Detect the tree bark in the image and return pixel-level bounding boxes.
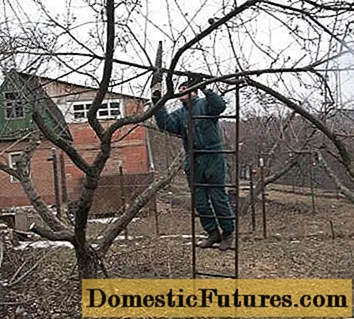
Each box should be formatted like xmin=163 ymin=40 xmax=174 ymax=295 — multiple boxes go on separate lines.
xmin=75 ymin=242 xmax=99 ymax=279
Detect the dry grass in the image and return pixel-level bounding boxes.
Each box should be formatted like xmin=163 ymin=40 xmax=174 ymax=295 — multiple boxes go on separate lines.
xmin=1 ymin=180 xmax=354 ymax=318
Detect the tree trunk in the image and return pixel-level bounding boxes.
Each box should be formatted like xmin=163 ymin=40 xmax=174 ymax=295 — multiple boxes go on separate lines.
xmin=75 ymin=242 xmax=99 ymax=279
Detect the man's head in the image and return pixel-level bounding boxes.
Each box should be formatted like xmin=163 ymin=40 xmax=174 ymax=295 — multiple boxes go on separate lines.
xmin=178 ymin=80 xmax=198 ymax=104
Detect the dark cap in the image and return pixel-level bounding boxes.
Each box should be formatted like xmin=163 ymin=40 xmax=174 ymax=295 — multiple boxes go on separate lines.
xmin=178 ymin=80 xmax=198 ymax=93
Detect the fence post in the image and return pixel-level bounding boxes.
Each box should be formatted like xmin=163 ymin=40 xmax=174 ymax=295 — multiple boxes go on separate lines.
xmin=310 ymin=153 xmax=317 ymax=214
xmin=59 ymin=152 xmax=68 ymax=205
xmin=259 ymin=157 xmax=267 ymax=239
xmin=289 ymin=152 xmax=296 ymax=193
xmin=119 ymin=161 xmax=128 ymax=240
xmin=48 ymin=148 xmax=61 ymax=220
xmin=249 ymin=165 xmax=256 ymax=232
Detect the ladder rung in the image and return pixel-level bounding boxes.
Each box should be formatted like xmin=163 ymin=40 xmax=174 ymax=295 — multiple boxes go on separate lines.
xmin=194 ymin=183 xmax=236 ymax=188
xmin=195 ymin=213 xmax=236 ymax=220
xmin=192 ymin=115 xmax=237 ymax=120
xmin=194 ymin=149 xmax=235 ymax=154
xmin=195 ymin=271 xmax=236 ymax=278
xmin=197 ymin=245 xmax=236 ymax=251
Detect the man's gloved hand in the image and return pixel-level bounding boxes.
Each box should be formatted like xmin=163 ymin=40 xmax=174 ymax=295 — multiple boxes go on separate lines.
xmin=190 ymin=75 xmax=206 ymax=92
xmin=151 ymin=90 xmax=161 ymax=104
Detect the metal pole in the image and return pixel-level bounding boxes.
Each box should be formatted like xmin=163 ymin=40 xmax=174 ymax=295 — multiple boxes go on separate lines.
xmin=51 ymin=148 xmax=61 ymax=220
xmin=289 ymin=153 xmax=295 ymax=193
xmin=119 ymin=161 xmax=128 ymax=240
xmin=234 ymin=81 xmax=240 ymax=279
xmin=187 ymin=92 xmax=197 ymax=279
xmin=259 ymin=157 xmax=267 ymax=239
xmin=154 ymin=195 xmax=159 ymax=236
xmin=249 ymin=165 xmax=256 ymax=232
xmin=164 ymin=123 xmax=171 ymax=237
xmin=59 ymin=152 xmax=68 ymax=205
xmin=310 ymin=154 xmax=316 ymax=214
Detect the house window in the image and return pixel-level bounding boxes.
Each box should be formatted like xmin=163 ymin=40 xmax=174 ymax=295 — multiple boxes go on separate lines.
xmin=4 ymin=92 xmax=24 ymax=119
xmin=72 ymin=100 xmax=123 ymax=120
xmin=9 ymin=152 xmax=22 ymax=183
xmin=73 ymin=103 xmax=90 ymax=119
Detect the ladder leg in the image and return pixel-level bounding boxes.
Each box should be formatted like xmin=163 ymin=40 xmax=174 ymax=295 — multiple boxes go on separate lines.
xmin=187 ymin=82 xmax=242 ymax=279
xmin=187 ymin=92 xmax=197 ymax=278
xmin=234 ymin=79 xmax=241 ymax=279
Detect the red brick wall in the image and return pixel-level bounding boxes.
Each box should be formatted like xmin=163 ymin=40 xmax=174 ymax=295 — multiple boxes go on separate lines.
xmin=0 ymin=99 xmax=150 ymax=207
xmin=63 ymin=122 xmax=149 ymax=200
xmin=0 ymin=140 xmax=57 ymax=207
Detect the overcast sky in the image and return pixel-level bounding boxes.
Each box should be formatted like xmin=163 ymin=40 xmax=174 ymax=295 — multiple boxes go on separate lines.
xmin=1 ymin=0 xmax=353 ymax=113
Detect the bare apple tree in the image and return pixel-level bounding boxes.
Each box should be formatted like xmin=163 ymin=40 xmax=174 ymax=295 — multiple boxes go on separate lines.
xmin=0 ymin=0 xmax=353 ymax=278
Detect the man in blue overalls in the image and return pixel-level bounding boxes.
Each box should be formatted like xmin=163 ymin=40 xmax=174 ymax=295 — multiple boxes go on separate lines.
xmin=154 ymin=80 xmax=235 ymax=251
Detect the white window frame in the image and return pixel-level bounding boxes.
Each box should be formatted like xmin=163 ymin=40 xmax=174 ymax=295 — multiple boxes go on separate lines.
xmin=72 ymin=102 xmax=90 ymax=120
xmin=8 ymin=152 xmax=23 ymax=183
xmin=3 ymin=91 xmax=25 ymax=120
xmin=70 ymin=99 xmax=123 ymax=121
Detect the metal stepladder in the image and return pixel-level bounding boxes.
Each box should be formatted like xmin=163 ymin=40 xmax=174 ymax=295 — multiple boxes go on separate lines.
xmin=187 ymin=80 xmax=241 ymax=279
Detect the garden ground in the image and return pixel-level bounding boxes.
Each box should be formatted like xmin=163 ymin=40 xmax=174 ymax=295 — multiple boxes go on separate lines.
xmin=1 ymin=178 xmax=354 ymax=318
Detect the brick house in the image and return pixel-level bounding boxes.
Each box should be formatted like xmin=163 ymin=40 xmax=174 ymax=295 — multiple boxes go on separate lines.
xmin=0 ymin=70 xmax=155 ymax=212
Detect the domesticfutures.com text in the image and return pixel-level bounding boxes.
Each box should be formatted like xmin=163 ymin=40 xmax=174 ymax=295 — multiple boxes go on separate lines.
xmin=86 ymin=288 xmax=348 ymax=309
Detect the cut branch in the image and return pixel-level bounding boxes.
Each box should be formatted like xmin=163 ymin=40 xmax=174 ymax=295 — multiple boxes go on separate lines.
xmin=30 ymin=223 xmax=74 ymax=242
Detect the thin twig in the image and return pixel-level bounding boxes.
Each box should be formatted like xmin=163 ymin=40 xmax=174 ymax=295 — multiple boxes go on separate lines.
xmin=9 ymin=260 xmax=27 ymax=285
xmin=8 ymin=252 xmax=53 ymax=287
xmin=329 ymin=220 xmax=335 ymax=240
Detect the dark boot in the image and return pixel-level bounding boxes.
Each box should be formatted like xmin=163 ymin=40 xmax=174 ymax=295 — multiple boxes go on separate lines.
xmin=198 ymin=230 xmax=221 ymax=248
xmin=219 ymin=233 xmax=233 ymax=251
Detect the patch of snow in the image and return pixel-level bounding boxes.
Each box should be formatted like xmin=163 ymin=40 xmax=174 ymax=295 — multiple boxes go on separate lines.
xmin=15 ymin=241 xmax=74 ymax=250
xmin=88 ymin=217 xmax=140 ymax=224
xmin=181 ymin=234 xmax=206 ymax=239
xmin=13 ymin=234 xmax=206 ymax=250
xmin=113 ymin=235 xmax=144 ymax=242
xmin=159 ymin=234 xmax=207 ymax=239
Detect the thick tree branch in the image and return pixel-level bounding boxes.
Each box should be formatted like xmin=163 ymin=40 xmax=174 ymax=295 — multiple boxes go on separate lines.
xmin=3 ymin=47 xmax=349 ymax=88
xmin=316 ymin=151 xmax=354 ymax=204
xmin=32 ymin=110 xmax=92 ymax=175
xmin=97 ymin=150 xmax=184 ymax=256
xmin=166 ymin=0 xmax=261 ymax=92
xmin=30 ymin=223 xmax=74 ymax=242
xmin=87 ymin=0 xmax=115 ymax=140
xmin=302 ymin=0 xmax=354 ymax=12
xmin=0 ymin=135 xmax=71 ymax=232
xmin=247 ymin=78 xmax=354 ymax=178
xmin=103 ymin=52 xmax=347 ymax=142
xmin=0 ymin=163 xmax=20 ymax=180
